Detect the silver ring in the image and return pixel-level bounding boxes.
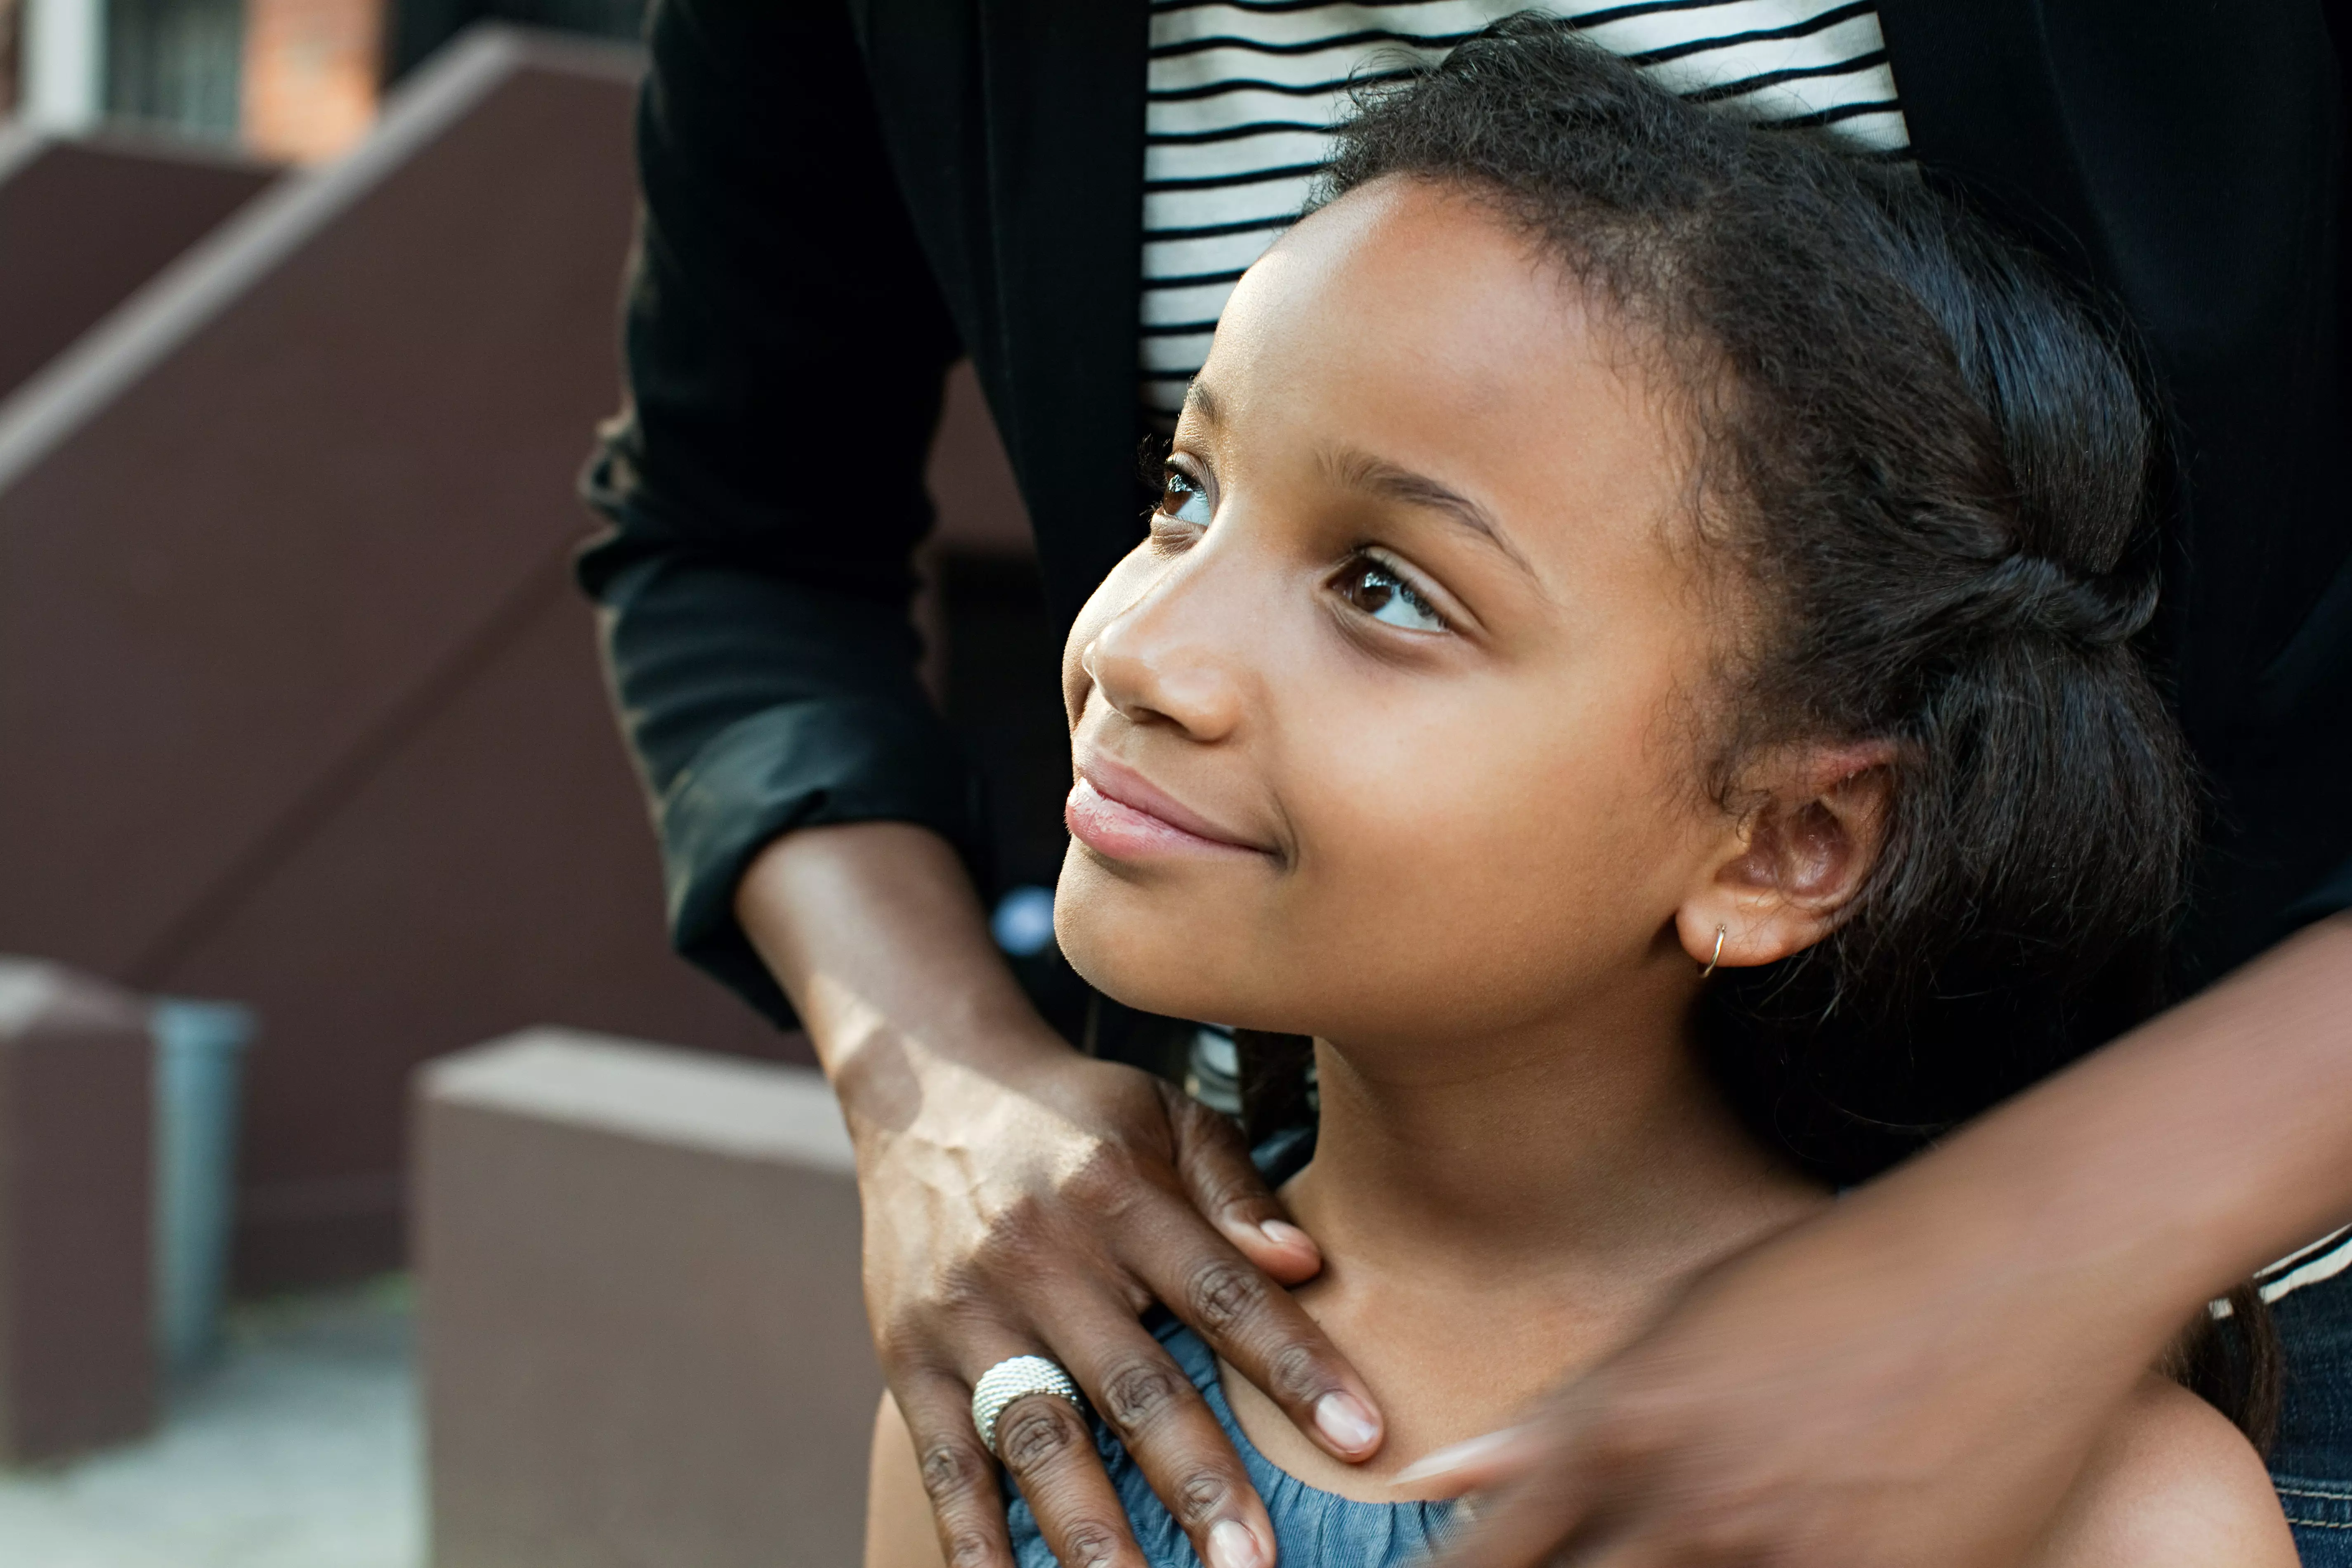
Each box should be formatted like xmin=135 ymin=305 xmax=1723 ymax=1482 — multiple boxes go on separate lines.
xmin=970 ymin=1355 xmax=1084 ymax=1457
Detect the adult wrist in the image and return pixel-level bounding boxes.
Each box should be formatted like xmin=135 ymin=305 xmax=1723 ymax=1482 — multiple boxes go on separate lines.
xmin=824 ymin=995 xmax=1082 ymax=1151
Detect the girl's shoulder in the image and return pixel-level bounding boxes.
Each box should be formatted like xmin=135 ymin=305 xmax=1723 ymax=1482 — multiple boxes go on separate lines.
xmin=2025 ymin=1375 xmax=2295 ymax=1568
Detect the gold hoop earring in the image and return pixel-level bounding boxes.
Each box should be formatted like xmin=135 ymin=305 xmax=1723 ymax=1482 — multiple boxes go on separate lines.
xmin=1700 ymin=925 xmax=1725 ymax=978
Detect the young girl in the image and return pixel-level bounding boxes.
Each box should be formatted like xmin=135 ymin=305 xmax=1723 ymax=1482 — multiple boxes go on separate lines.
xmin=867 ymin=22 xmax=2295 ymax=1568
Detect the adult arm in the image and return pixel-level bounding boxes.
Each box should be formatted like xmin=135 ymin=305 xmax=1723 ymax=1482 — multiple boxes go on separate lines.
xmin=1423 ymin=909 xmax=2352 ymax=1567
xmin=582 ymin=9 xmax=1379 ymax=1565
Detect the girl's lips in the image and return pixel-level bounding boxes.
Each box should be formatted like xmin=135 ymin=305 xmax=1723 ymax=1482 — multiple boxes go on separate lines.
xmin=1066 ymin=772 xmax=1267 ymax=862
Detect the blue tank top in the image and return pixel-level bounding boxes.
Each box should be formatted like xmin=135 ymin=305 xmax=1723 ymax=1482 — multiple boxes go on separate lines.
xmin=1004 ymin=1310 xmax=1457 ymax=1567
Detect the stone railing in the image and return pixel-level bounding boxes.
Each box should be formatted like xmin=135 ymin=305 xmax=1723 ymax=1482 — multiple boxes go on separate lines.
xmin=414 ymin=1028 xmax=878 ymax=1566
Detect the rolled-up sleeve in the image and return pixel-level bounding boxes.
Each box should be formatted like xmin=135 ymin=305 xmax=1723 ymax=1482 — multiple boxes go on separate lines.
xmin=578 ymin=0 xmax=973 ymax=1025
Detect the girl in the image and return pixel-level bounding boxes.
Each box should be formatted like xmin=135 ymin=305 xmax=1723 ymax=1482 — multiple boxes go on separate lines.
xmin=867 ymin=22 xmax=2295 ymax=1568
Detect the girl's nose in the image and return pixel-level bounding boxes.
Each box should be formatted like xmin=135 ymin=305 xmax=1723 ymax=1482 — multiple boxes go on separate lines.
xmin=1080 ymin=573 xmax=1247 ymax=744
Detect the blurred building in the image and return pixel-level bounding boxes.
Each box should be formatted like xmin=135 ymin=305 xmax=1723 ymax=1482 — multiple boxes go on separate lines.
xmin=0 ymin=5 xmax=1060 ymax=1305
xmin=9 ymin=0 xmax=640 ymax=158
xmin=0 ymin=2 xmax=21 ymax=118
xmin=0 ymin=15 xmax=1064 ymax=1552
xmin=387 ymin=0 xmax=636 ymax=77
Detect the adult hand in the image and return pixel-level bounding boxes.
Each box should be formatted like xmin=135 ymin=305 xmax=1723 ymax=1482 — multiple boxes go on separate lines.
xmin=740 ymin=822 xmax=1384 ymax=1568
xmin=1411 ymin=914 xmax=2352 ymax=1566
xmin=863 ymin=1046 xmax=1386 ymax=1568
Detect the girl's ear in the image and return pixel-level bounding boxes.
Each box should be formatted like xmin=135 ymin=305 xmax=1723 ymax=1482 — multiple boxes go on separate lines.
xmin=1675 ymin=742 xmax=1896 ymax=972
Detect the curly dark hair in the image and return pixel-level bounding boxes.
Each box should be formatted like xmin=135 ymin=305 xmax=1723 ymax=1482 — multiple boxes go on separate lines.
xmin=1311 ymin=18 xmax=2194 ymax=1182
xmin=1234 ymin=17 xmax=2278 ymax=1445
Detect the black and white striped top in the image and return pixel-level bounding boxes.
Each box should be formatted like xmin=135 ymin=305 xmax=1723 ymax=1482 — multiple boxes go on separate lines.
xmin=1142 ymin=0 xmax=1909 ymax=423
xmin=2259 ymin=1226 xmax=2352 ymax=1305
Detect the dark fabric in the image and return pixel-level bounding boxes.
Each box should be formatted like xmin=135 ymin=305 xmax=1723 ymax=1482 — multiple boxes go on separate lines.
xmin=581 ymin=0 xmax=2352 ymax=1020
xmin=2274 ymin=1273 xmax=2352 ymax=1560
xmin=1004 ymin=1313 xmax=1455 ymax=1568
xmin=577 ymin=0 xmax=973 ymax=1022
xmin=1876 ymin=0 xmax=2352 ymax=982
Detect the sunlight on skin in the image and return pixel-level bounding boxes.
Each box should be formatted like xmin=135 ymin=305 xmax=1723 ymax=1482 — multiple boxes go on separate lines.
xmin=799 ymin=967 xmax=1109 ymax=1193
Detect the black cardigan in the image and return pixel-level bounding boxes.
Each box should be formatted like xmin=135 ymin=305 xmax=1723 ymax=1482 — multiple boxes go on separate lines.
xmin=579 ymin=0 xmax=2352 ymax=1026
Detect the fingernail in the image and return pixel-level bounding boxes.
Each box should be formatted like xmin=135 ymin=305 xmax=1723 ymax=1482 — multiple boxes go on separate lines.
xmin=1259 ymin=1219 xmax=1314 ymax=1252
xmin=1207 ymin=1519 xmax=1266 ymax=1568
xmin=1392 ymin=1426 xmax=1525 ymax=1485
xmin=1314 ymin=1390 xmax=1380 ymax=1453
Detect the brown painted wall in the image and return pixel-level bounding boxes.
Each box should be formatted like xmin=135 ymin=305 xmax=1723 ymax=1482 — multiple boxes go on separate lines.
xmin=0 ymin=137 xmax=274 ymax=403
xmin=0 ymin=43 xmax=803 ymax=1291
xmin=0 ymin=31 xmax=1044 ymax=1292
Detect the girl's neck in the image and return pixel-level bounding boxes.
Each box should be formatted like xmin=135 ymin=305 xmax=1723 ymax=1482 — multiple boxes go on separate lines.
xmin=1223 ymin=963 xmax=1827 ymax=1495
xmin=1290 ymin=971 xmax=1821 ymax=1285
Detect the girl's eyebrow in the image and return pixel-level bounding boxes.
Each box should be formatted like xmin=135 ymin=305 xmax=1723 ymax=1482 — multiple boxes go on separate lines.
xmin=1319 ymin=444 xmax=1536 ymax=578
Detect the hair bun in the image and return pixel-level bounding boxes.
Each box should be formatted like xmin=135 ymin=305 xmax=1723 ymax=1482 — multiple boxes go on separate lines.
xmin=1963 ymin=553 xmax=2159 ymax=650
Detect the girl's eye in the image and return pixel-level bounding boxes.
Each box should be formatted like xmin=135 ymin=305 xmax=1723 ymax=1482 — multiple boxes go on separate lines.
xmin=1337 ymin=556 xmax=1448 ymax=633
xmin=1159 ymin=468 xmax=1214 ymax=527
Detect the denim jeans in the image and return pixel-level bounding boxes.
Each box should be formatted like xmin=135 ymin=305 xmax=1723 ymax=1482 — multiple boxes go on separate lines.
xmin=2274 ymin=1273 xmax=2352 ymax=1563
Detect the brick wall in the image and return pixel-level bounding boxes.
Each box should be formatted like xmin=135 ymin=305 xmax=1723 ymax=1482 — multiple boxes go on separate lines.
xmin=241 ymin=0 xmax=382 ymax=161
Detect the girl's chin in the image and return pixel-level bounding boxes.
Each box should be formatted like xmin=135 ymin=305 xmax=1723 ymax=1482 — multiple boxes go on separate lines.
xmin=1053 ymin=865 xmax=1318 ymax=1031
xmin=1059 ymin=930 xmax=1254 ymax=1030
xmin=1058 ymin=940 xmax=1207 ymax=1020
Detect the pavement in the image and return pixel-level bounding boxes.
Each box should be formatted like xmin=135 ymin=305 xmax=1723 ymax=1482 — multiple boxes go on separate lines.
xmin=0 ymin=1278 xmax=423 ymax=1568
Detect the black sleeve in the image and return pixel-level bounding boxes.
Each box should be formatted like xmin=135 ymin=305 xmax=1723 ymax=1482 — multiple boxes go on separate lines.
xmin=577 ymin=0 xmax=973 ymax=1026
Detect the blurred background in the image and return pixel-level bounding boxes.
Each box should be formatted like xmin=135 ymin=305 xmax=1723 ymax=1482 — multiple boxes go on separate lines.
xmin=0 ymin=3 xmax=1063 ymax=1560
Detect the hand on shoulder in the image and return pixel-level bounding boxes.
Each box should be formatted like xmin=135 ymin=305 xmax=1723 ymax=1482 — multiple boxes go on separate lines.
xmin=2027 ymin=1375 xmax=2295 ymax=1568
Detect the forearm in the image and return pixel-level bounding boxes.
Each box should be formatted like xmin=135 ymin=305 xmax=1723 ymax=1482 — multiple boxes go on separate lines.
xmin=735 ymin=820 xmax=1073 ymax=1123
xmin=1853 ymin=912 xmax=2352 ymax=1348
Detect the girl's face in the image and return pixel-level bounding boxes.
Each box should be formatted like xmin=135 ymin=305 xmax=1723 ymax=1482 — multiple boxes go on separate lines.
xmin=1057 ymin=177 xmax=1737 ymax=1054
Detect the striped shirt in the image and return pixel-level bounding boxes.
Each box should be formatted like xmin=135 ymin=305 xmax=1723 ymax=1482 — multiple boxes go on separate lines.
xmin=2260 ymin=1227 xmax=2352 ymax=1305
xmin=1142 ymin=0 xmax=1909 ymax=423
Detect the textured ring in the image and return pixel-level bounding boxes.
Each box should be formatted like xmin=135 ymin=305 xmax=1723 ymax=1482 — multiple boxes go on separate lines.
xmin=970 ymin=1355 xmax=1085 ymax=1458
